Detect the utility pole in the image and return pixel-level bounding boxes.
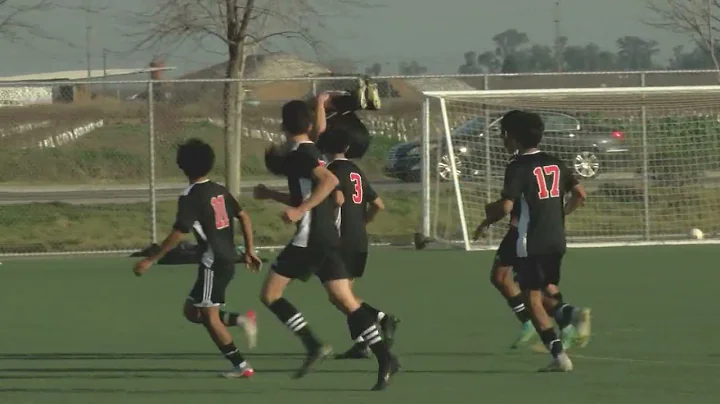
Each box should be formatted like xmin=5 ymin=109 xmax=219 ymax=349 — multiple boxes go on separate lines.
xmin=84 ymin=0 xmax=92 ymax=78
xmin=553 ymin=1 xmax=563 ymax=72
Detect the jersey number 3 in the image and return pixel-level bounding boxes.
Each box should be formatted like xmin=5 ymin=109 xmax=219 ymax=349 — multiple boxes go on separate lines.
xmin=533 ymin=165 xmax=560 ymax=199
xmin=350 ymin=172 xmax=363 ymax=204
xmin=211 ymin=195 xmax=230 ymax=229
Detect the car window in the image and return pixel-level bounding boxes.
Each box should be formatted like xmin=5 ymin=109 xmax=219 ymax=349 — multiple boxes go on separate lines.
xmin=454 ymin=117 xmax=487 ymax=135
xmin=539 ymin=113 xmax=579 ymax=132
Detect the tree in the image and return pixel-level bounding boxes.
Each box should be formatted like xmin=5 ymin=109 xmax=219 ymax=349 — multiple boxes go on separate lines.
xmin=476 ymin=51 xmax=500 ymax=73
xmin=492 ymin=29 xmax=529 ymax=59
xmin=646 ymin=0 xmax=720 ymax=77
xmin=458 ymin=51 xmax=481 ymax=74
xmin=129 ymin=0 xmax=356 ymax=197
xmin=0 ymin=0 xmax=59 ymax=42
xmin=616 ymin=36 xmax=659 ymax=69
xmin=365 ymin=62 xmax=382 ymax=76
xmin=398 ymin=60 xmax=427 ymax=75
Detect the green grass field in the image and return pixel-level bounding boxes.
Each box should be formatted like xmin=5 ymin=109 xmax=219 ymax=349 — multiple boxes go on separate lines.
xmin=1 ymin=246 xmax=719 ymax=404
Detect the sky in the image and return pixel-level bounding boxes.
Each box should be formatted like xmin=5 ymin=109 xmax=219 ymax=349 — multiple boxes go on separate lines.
xmin=0 ymin=0 xmax=691 ymax=77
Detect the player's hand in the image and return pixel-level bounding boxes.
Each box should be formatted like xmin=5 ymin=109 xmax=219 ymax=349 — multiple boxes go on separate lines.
xmin=316 ymin=92 xmax=331 ymax=106
xmin=244 ymin=252 xmax=263 ymax=273
xmin=282 ymin=207 xmax=304 ymax=224
xmin=253 ymin=184 xmax=270 ymax=200
xmin=133 ymin=258 xmax=153 ymax=277
xmin=473 ymin=221 xmax=491 ymax=241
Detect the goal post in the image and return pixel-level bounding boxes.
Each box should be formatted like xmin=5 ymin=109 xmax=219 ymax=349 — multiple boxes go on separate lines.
xmin=421 ymin=85 xmax=720 ymax=251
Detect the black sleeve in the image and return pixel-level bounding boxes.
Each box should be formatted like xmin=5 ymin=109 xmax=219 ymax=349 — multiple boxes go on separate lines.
xmin=364 ymin=176 xmax=378 ymax=202
xmin=173 ymin=195 xmax=197 ymax=234
xmin=227 ymin=192 xmax=243 ymax=217
xmin=327 ymin=162 xmax=343 ymax=192
xmin=293 ymin=150 xmax=321 ymax=178
xmin=500 ymin=162 xmax=523 ymax=201
xmin=562 ymin=162 xmax=579 ymax=193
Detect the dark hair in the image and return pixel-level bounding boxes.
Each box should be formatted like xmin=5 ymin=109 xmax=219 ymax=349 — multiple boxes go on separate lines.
xmin=264 ymin=144 xmax=287 ymax=176
xmin=282 ymin=100 xmax=312 ymax=135
xmin=176 ymin=138 xmax=214 ymax=179
xmin=317 ymin=130 xmax=351 ymax=155
xmin=500 ymin=110 xmax=526 ymax=136
xmin=511 ymin=112 xmax=544 ymax=149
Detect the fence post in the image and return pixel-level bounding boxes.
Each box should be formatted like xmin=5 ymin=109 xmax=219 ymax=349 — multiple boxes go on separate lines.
xmin=483 ymin=74 xmax=493 ymax=244
xmin=148 ymin=81 xmax=158 ymax=244
xmin=421 ymin=97 xmax=431 ymax=238
xmin=640 ymin=72 xmax=650 ymax=241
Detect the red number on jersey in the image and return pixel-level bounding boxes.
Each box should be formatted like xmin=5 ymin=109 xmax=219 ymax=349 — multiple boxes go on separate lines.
xmin=210 ymin=195 xmax=230 ymax=229
xmin=532 ymin=165 xmax=561 ymax=199
xmin=349 ymin=172 xmax=363 ymax=204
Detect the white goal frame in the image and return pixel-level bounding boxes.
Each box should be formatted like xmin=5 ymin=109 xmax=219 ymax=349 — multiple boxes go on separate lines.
xmin=420 ymin=85 xmax=720 ymax=251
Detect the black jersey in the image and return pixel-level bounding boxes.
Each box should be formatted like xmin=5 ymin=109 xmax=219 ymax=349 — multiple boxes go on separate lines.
xmin=173 ymin=180 xmax=242 ymax=269
xmin=501 ymin=150 xmax=578 ymax=257
xmin=282 ymin=141 xmax=341 ymax=249
xmin=328 ymin=158 xmax=378 ymax=252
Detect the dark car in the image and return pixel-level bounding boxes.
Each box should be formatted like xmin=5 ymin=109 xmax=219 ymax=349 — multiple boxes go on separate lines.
xmin=385 ymin=111 xmax=628 ymax=182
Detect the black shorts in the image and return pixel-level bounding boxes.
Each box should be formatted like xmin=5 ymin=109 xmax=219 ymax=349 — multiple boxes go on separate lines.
xmin=272 ymin=245 xmax=349 ymax=283
xmin=515 ymin=253 xmax=563 ymax=290
xmin=342 ymin=250 xmax=368 ymax=279
xmin=494 ymin=227 xmax=518 ymax=267
xmin=187 ymin=265 xmax=235 ymax=307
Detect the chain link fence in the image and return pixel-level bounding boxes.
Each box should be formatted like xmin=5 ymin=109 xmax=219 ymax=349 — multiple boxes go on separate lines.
xmin=1 ymin=69 xmax=719 ymax=255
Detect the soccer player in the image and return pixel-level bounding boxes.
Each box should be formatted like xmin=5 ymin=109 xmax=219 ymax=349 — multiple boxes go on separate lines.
xmin=253 ymin=100 xmax=399 ymax=391
xmin=476 ymin=111 xmax=590 ymax=371
xmin=320 ymin=130 xmax=401 ymax=360
xmin=133 ymin=138 xmax=263 ymax=378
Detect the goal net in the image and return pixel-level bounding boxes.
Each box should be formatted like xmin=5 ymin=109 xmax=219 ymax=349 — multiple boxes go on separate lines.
xmin=422 ymin=86 xmax=720 ymax=251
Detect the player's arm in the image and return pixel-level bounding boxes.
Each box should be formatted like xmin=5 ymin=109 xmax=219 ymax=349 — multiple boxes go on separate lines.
xmin=310 ymin=93 xmax=330 ymax=142
xmin=134 ymin=197 xmax=194 ymax=276
xmin=334 ymin=190 xmax=345 ymax=206
xmin=283 ymin=163 xmax=339 ymax=223
xmin=228 ymin=195 xmax=262 ymax=272
xmin=253 ymin=184 xmax=292 ymax=206
xmin=475 ymin=164 xmax=520 ymax=239
xmin=364 ymin=181 xmax=383 ymax=223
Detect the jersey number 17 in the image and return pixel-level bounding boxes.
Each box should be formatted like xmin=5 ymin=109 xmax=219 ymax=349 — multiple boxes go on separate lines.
xmin=533 ymin=165 xmax=560 ymax=199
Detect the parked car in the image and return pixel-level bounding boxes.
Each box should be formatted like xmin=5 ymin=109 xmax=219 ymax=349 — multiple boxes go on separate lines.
xmin=385 ymin=111 xmax=628 ymax=182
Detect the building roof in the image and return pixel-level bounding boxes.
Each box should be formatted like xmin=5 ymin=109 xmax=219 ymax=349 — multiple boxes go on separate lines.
xmin=0 ymin=67 xmax=176 ymax=82
xmin=180 ymin=53 xmax=329 ymax=80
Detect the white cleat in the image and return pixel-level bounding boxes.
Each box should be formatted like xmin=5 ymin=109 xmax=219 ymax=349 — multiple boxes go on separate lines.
xmin=221 ymin=362 xmax=254 ymax=379
xmin=539 ymin=352 xmax=573 ymax=372
xmin=237 ymin=310 xmax=258 ymax=350
xmin=572 ymin=308 xmax=592 ymax=348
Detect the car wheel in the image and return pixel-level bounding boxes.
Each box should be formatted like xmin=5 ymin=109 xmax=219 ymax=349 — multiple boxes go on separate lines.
xmin=437 ymin=154 xmax=461 ymax=181
xmin=573 ymin=151 xmax=600 ymax=179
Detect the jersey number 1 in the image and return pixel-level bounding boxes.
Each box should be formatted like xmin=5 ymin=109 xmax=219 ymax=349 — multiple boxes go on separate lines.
xmin=350 ymin=172 xmax=363 ymax=204
xmin=211 ymin=195 xmax=230 ymax=229
xmin=533 ymin=165 xmax=560 ymax=199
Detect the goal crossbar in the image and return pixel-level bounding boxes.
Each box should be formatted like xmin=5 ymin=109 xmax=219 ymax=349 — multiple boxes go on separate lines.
xmin=423 ymin=85 xmax=720 ymax=99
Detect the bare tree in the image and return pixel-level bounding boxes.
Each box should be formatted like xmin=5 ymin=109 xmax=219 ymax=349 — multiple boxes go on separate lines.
xmin=0 ymin=0 xmax=57 ymax=42
xmin=129 ymin=0 xmax=364 ymax=197
xmin=646 ymin=0 xmax=720 ymax=78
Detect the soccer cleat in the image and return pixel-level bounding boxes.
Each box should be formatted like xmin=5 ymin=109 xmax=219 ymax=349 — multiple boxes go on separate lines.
xmin=510 ymin=320 xmax=537 ymax=349
xmin=355 ymin=78 xmax=368 ymax=110
xmin=572 ymin=308 xmax=592 ymax=348
xmin=371 ymin=354 xmax=401 ymax=391
xmin=560 ymin=325 xmax=577 ymax=350
xmin=379 ymin=314 xmax=401 ymax=348
xmin=293 ymin=344 xmax=333 ymax=379
xmin=334 ymin=342 xmax=371 ymax=360
xmin=365 ymin=78 xmax=381 ymax=110
xmin=237 ymin=310 xmax=258 ymax=350
xmin=538 ymin=352 xmax=573 ymax=372
xmin=221 ymin=363 xmax=254 ymax=379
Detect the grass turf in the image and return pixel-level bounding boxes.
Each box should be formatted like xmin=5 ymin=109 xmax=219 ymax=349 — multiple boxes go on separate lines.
xmin=0 ymin=246 xmax=719 ymax=404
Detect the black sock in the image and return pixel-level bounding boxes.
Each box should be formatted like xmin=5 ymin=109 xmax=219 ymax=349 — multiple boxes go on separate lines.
xmin=267 ymin=298 xmax=322 ymax=352
xmin=507 ymin=294 xmax=531 ymax=323
xmin=219 ymin=311 xmax=241 ymax=327
xmin=347 ymin=307 xmax=390 ymax=364
xmin=554 ymin=304 xmax=576 ymax=329
xmin=539 ymin=328 xmax=564 ymax=358
xmin=361 ymin=302 xmax=385 ymax=322
xmin=219 ymin=342 xmax=246 ymax=367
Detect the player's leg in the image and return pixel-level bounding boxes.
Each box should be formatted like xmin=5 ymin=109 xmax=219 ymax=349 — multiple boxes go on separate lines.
xmin=320 ymin=252 xmax=399 ymax=391
xmin=335 ymin=252 xmax=400 ymax=360
xmin=186 ymin=267 xmax=253 ymax=378
xmin=260 ymin=246 xmax=331 ymax=375
xmin=516 ymin=257 xmax=572 ymax=372
xmin=541 ymin=262 xmax=592 ymax=348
